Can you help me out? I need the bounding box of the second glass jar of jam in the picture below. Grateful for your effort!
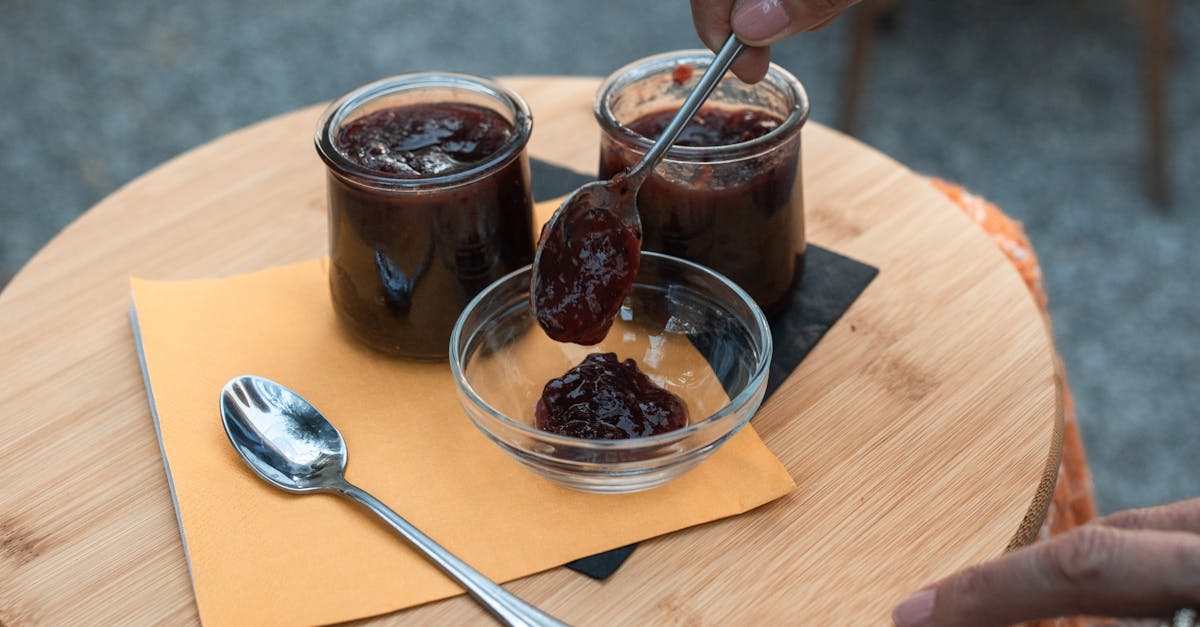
[595,51,810,312]
[315,74,535,359]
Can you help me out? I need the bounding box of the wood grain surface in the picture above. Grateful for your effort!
[0,76,1061,625]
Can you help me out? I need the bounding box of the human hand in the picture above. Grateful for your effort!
[690,0,862,83]
[891,498,1200,626]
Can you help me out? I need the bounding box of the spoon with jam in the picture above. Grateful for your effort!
[530,34,746,345]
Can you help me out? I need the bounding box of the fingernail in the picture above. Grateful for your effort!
[891,588,935,627]
[731,0,792,42]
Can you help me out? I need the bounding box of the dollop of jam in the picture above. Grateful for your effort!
[671,64,694,84]
[535,353,689,440]
[336,103,511,176]
[531,178,642,345]
[626,106,781,147]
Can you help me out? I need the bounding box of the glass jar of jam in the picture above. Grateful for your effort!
[595,51,809,312]
[315,74,535,359]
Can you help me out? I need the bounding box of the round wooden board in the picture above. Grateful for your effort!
[0,76,1060,625]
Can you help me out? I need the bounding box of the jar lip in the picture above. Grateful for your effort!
[314,73,533,191]
[593,50,810,161]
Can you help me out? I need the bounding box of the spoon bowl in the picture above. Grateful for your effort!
[540,178,639,240]
[220,376,347,493]
[219,375,566,626]
[530,176,642,344]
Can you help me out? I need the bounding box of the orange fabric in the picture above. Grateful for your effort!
[929,179,1047,309]
[929,178,1098,627]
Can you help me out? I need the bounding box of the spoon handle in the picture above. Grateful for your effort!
[625,33,746,185]
[336,482,569,627]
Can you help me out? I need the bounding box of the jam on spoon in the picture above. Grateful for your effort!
[535,353,689,440]
[530,34,746,345]
[531,176,642,345]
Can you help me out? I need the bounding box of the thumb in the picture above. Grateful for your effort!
[730,0,860,46]
[892,525,1200,626]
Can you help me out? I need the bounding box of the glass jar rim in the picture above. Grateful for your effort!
[314,72,533,192]
[593,50,810,161]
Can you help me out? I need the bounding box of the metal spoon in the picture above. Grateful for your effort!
[219,375,567,627]
[530,34,745,316]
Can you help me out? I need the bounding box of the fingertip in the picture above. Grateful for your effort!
[891,588,935,627]
[731,0,791,46]
[691,0,735,52]
[730,46,770,83]
[1096,497,1200,533]
[732,0,853,44]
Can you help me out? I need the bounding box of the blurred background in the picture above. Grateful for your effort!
[1,0,1195,513]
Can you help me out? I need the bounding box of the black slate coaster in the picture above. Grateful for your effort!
[531,158,596,201]
[528,159,879,580]
[764,246,879,398]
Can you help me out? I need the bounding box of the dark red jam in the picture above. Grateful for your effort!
[337,103,512,176]
[535,353,689,439]
[531,180,642,345]
[625,106,781,147]
[326,102,534,358]
[602,105,802,312]
[671,64,694,85]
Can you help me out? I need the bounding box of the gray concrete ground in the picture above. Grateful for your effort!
[1,0,1196,513]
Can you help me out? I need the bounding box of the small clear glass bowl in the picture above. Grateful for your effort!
[450,251,772,493]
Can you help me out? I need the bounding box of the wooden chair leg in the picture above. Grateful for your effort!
[1143,0,1171,206]
[839,0,886,135]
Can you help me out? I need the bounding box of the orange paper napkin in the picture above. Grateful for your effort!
[131,258,795,626]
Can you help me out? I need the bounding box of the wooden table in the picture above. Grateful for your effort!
[0,76,1061,625]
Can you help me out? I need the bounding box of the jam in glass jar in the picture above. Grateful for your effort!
[315,74,535,359]
[595,51,809,312]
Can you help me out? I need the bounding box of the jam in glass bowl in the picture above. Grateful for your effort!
[450,252,772,493]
